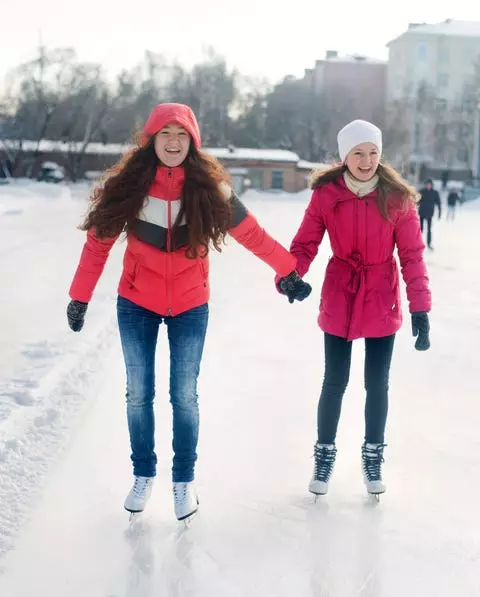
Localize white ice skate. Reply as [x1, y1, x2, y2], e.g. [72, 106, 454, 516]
[362, 443, 386, 501]
[124, 476, 154, 515]
[308, 443, 337, 497]
[173, 482, 199, 523]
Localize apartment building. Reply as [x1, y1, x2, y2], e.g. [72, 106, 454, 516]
[303, 51, 387, 156]
[386, 20, 480, 178]
[387, 20, 480, 102]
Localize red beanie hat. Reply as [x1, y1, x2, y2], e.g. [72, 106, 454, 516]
[143, 103, 201, 149]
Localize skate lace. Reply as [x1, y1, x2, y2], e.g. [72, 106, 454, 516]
[362, 444, 386, 481]
[173, 483, 188, 504]
[313, 444, 337, 482]
[132, 477, 151, 497]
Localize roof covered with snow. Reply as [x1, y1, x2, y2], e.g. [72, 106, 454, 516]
[1, 139, 132, 155]
[388, 20, 480, 45]
[297, 160, 330, 171]
[1, 141, 302, 164]
[321, 54, 386, 65]
[204, 147, 300, 163]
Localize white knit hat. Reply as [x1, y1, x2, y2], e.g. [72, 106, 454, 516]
[337, 119, 382, 163]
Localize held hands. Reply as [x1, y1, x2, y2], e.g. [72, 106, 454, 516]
[67, 300, 88, 332]
[411, 311, 430, 351]
[277, 271, 312, 304]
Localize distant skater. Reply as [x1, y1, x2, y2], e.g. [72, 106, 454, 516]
[446, 188, 460, 221]
[418, 178, 441, 249]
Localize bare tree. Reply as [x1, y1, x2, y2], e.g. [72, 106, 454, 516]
[1, 46, 81, 174]
[25, 47, 73, 158]
[383, 93, 416, 175]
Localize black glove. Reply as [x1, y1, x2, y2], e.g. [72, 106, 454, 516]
[67, 300, 88, 332]
[411, 312, 430, 351]
[277, 271, 312, 304]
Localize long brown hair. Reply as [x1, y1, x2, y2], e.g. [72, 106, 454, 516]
[310, 163, 419, 219]
[80, 134, 232, 258]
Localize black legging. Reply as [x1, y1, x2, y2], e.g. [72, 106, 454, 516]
[420, 216, 433, 247]
[317, 332, 395, 444]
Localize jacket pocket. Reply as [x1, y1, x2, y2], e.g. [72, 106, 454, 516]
[199, 256, 209, 286]
[124, 253, 140, 288]
[130, 261, 139, 288]
[320, 272, 338, 315]
[377, 271, 400, 318]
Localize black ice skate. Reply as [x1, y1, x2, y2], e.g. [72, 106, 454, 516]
[362, 443, 386, 500]
[308, 442, 337, 496]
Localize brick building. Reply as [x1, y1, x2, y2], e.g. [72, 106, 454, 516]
[0, 141, 328, 193]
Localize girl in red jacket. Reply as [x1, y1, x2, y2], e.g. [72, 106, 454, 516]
[67, 103, 310, 521]
[281, 119, 431, 498]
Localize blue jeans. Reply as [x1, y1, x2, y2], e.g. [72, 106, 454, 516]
[117, 296, 209, 482]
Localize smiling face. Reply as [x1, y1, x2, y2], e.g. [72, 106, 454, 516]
[154, 124, 191, 167]
[345, 142, 380, 181]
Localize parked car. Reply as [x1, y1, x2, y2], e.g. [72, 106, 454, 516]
[37, 162, 65, 183]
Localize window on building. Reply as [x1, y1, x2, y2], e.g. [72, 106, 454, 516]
[464, 46, 475, 62]
[417, 43, 428, 60]
[435, 123, 448, 142]
[231, 176, 244, 196]
[413, 122, 420, 154]
[460, 122, 471, 138]
[457, 146, 469, 165]
[437, 72, 449, 88]
[271, 170, 284, 190]
[248, 169, 264, 189]
[434, 129, 447, 164]
[438, 47, 449, 63]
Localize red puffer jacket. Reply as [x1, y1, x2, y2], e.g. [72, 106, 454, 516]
[69, 166, 296, 316]
[290, 177, 431, 340]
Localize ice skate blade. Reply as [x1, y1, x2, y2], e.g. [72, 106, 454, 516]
[367, 492, 384, 503]
[125, 508, 144, 522]
[178, 509, 198, 528]
[129, 511, 143, 522]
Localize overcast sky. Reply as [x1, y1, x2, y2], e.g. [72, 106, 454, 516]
[2, 2, 480, 84]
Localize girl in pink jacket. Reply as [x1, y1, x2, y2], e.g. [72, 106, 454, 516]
[280, 120, 431, 498]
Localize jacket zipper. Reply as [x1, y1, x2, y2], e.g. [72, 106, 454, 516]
[347, 197, 360, 337]
[354, 197, 359, 253]
[365, 197, 369, 264]
[166, 168, 173, 316]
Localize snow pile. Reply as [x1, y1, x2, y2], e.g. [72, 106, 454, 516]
[241, 187, 311, 203]
[0, 180, 72, 217]
[0, 181, 123, 560]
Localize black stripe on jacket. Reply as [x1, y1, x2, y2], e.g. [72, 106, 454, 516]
[133, 191, 248, 252]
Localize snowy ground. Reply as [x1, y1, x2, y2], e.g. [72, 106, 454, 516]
[0, 181, 479, 596]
